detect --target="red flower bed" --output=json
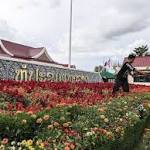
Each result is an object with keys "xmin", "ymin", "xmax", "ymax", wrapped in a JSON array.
[{"xmin": 0, "ymin": 80, "xmax": 149, "ymax": 114}]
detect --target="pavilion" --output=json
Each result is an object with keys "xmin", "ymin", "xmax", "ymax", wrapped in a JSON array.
[{"xmin": 0, "ymin": 39, "xmax": 76, "ymax": 69}]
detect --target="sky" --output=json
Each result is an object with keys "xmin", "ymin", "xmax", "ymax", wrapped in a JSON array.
[{"xmin": 0, "ymin": 0, "xmax": 150, "ymax": 71}]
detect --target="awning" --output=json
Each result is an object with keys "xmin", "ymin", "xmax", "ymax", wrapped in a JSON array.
[{"xmin": 100, "ymin": 71, "xmax": 115, "ymax": 79}]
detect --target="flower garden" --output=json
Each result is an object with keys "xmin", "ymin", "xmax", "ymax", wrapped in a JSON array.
[{"xmin": 0, "ymin": 80, "xmax": 149, "ymax": 150}]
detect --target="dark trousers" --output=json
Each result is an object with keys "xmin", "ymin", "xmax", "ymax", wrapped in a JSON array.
[{"xmin": 112, "ymin": 78, "xmax": 129, "ymax": 94}]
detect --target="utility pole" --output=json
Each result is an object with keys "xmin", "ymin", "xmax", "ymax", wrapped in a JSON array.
[{"xmin": 68, "ymin": 0, "xmax": 73, "ymax": 68}]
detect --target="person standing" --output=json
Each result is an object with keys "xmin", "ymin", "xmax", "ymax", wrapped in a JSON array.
[{"xmin": 112, "ymin": 54, "xmax": 144, "ymax": 95}]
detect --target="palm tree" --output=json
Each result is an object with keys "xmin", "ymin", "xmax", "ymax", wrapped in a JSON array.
[{"xmin": 133, "ymin": 45, "xmax": 149, "ymax": 56}]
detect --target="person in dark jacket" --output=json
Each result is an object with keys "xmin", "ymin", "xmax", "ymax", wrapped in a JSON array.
[{"xmin": 112, "ymin": 54, "xmax": 145, "ymax": 95}]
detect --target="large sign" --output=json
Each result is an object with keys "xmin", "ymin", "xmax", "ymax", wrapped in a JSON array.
[{"xmin": 0, "ymin": 57, "xmax": 101, "ymax": 82}]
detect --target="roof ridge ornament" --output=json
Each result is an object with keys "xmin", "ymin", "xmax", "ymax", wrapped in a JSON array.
[
  {"xmin": 32, "ymin": 47, "xmax": 54, "ymax": 62},
  {"xmin": 31, "ymin": 47, "xmax": 46, "ymax": 58}
]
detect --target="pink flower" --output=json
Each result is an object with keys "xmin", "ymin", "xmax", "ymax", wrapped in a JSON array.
[{"xmin": 1, "ymin": 138, "xmax": 9, "ymax": 145}]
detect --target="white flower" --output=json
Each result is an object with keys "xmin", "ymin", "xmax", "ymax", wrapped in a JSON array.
[
  {"xmin": 17, "ymin": 142, "xmax": 21, "ymax": 146},
  {"xmin": 138, "ymin": 104, "xmax": 144, "ymax": 111},
  {"xmin": 119, "ymin": 118, "xmax": 123, "ymax": 122},
  {"xmin": 0, "ymin": 145, "xmax": 5, "ymax": 150},
  {"xmin": 10, "ymin": 146, "xmax": 16, "ymax": 150},
  {"xmin": 86, "ymin": 131, "xmax": 95, "ymax": 136},
  {"xmin": 11, "ymin": 141, "xmax": 16, "ymax": 146},
  {"xmin": 18, "ymin": 147, "xmax": 22, "ymax": 150}
]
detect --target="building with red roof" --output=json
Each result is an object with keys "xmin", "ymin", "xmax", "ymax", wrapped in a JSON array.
[
  {"xmin": 124, "ymin": 56, "xmax": 150, "ymax": 68},
  {"xmin": 0, "ymin": 39, "xmax": 76, "ymax": 69}
]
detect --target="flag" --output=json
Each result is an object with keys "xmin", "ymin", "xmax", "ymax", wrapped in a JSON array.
[
  {"xmin": 104, "ymin": 61, "xmax": 107, "ymax": 66},
  {"xmin": 107, "ymin": 58, "xmax": 111, "ymax": 68}
]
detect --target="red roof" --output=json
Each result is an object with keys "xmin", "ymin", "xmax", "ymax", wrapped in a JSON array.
[
  {"xmin": 0, "ymin": 39, "xmax": 76, "ymax": 68},
  {"xmin": 124, "ymin": 56, "xmax": 150, "ymax": 67},
  {"xmin": 1, "ymin": 39, "xmax": 44, "ymax": 58}
]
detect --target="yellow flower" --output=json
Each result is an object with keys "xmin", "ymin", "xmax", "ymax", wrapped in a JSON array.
[
  {"xmin": 21, "ymin": 140, "xmax": 27, "ymax": 145},
  {"xmin": 28, "ymin": 146, "xmax": 35, "ymax": 150},
  {"xmin": 36, "ymin": 139, "xmax": 42, "ymax": 146},
  {"xmin": 21, "ymin": 119, "xmax": 27, "ymax": 125},
  {"xmin": 100, "ymin": 115, "xmax": 105, "ymax": 119},
  {"xmin": 31, "ymin": 114, "xmax": 37, "ymax": 118},
  {"xmin": 39, "ymin": 143, "xmax": 44, "ymax": 149},
  {"xmin": 121, "ymin": 130, "xmax": 124, "ymax": 137},
  {"xmin": 104, "ymin": 118, "xmax": 109, "ymax": 123},
  {"xmin": 27, "ymin": 139, "xmax": 33, "ymax": 146}
]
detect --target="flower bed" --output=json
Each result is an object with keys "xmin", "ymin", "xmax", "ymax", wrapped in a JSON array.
[{"xmin": 0, "ymin": 80, "xmax": 149, "ymax": 149}]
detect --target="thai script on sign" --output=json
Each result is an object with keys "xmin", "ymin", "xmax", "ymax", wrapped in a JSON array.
[{"xmin": 15, "ymin": 64, "xmax": 88, "ymax": 82}]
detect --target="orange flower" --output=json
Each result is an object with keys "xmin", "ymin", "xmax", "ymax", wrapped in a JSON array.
[
  {"xmin": 43, "ymin": 115, "xmax": 50, "ymax": 121},
  {"xmin": 64, "ymin": 142, "xmax": 70, "ymax": 146},
  {"xmin": 107, "ymin": 134, "xmax": 113, "ymax": 140},
  {"xmin": 17, "ymin": 87, "xmax": 25, "ymax": 95},
  {"xmin": 27, "ymin": 111, "xmax": 33, "ymax": 115},
  {"xmin": 63, "ymin": 122, "xmax": 70, "ymax": 128},
  {"xmin": 98, "ymin": 107, "xmax": 107, "ymax": 112},
  {"xmin": 1, "ymin": 138, "xmax": 9, "ymax": 145},
  {"xmin": 53, "ymin": 122, "xmax": 60, "ymax": 127},
  {"xmin": 36, "ymin": 118, "xmax": 43, "ymax": 124},
  {"xmin": 64, "ymin": 142, "xmax": 75, "ymax": 149},
  {"xmin": 16, "ymin": 111, "xmax": 23, "ymax": 114},
  {"xmin": 70, "ymin": 143, "xmax": 75, "ymax": 149},
  {"xmin": 47, "ymin": 125, "xmax": 53, "ymax": 129},
  {"xmin": 98, "ymin": 108, "xmax": 105, "ymax": 112},
  {"xmin": 64, "ymin": 146, "xmax": 70, "ymax": 150}
]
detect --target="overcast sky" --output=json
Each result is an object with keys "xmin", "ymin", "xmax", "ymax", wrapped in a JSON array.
[{"xmin": 0, "ymin": 0, "xmax": 150, "ymax": 71}]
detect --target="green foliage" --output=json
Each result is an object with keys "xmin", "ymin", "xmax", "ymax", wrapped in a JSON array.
[
  {"xmin": 0, "ymin": 93, "xmax": 149, "ymax": 149},
  {"xmin": 133, "ymin": 45, "xmax": 150, "ymax": 56}
]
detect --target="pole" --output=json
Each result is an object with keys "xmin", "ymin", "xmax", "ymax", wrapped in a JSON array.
[{"xmin": 68, "ymin": 0, "xmax": 73, "ymax": 68}]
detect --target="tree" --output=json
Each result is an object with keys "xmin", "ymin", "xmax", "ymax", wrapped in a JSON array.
[
  {"xmin": 133, "ymin": 45, "xmax": 150, "ymax": 56},
  {"xmin": 94, "ymin": 66, "xmax": 99, "ymax": 72},
  {"xmin": 94, "ymin": 65, "xmax": 104, "ymax": 72}
]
